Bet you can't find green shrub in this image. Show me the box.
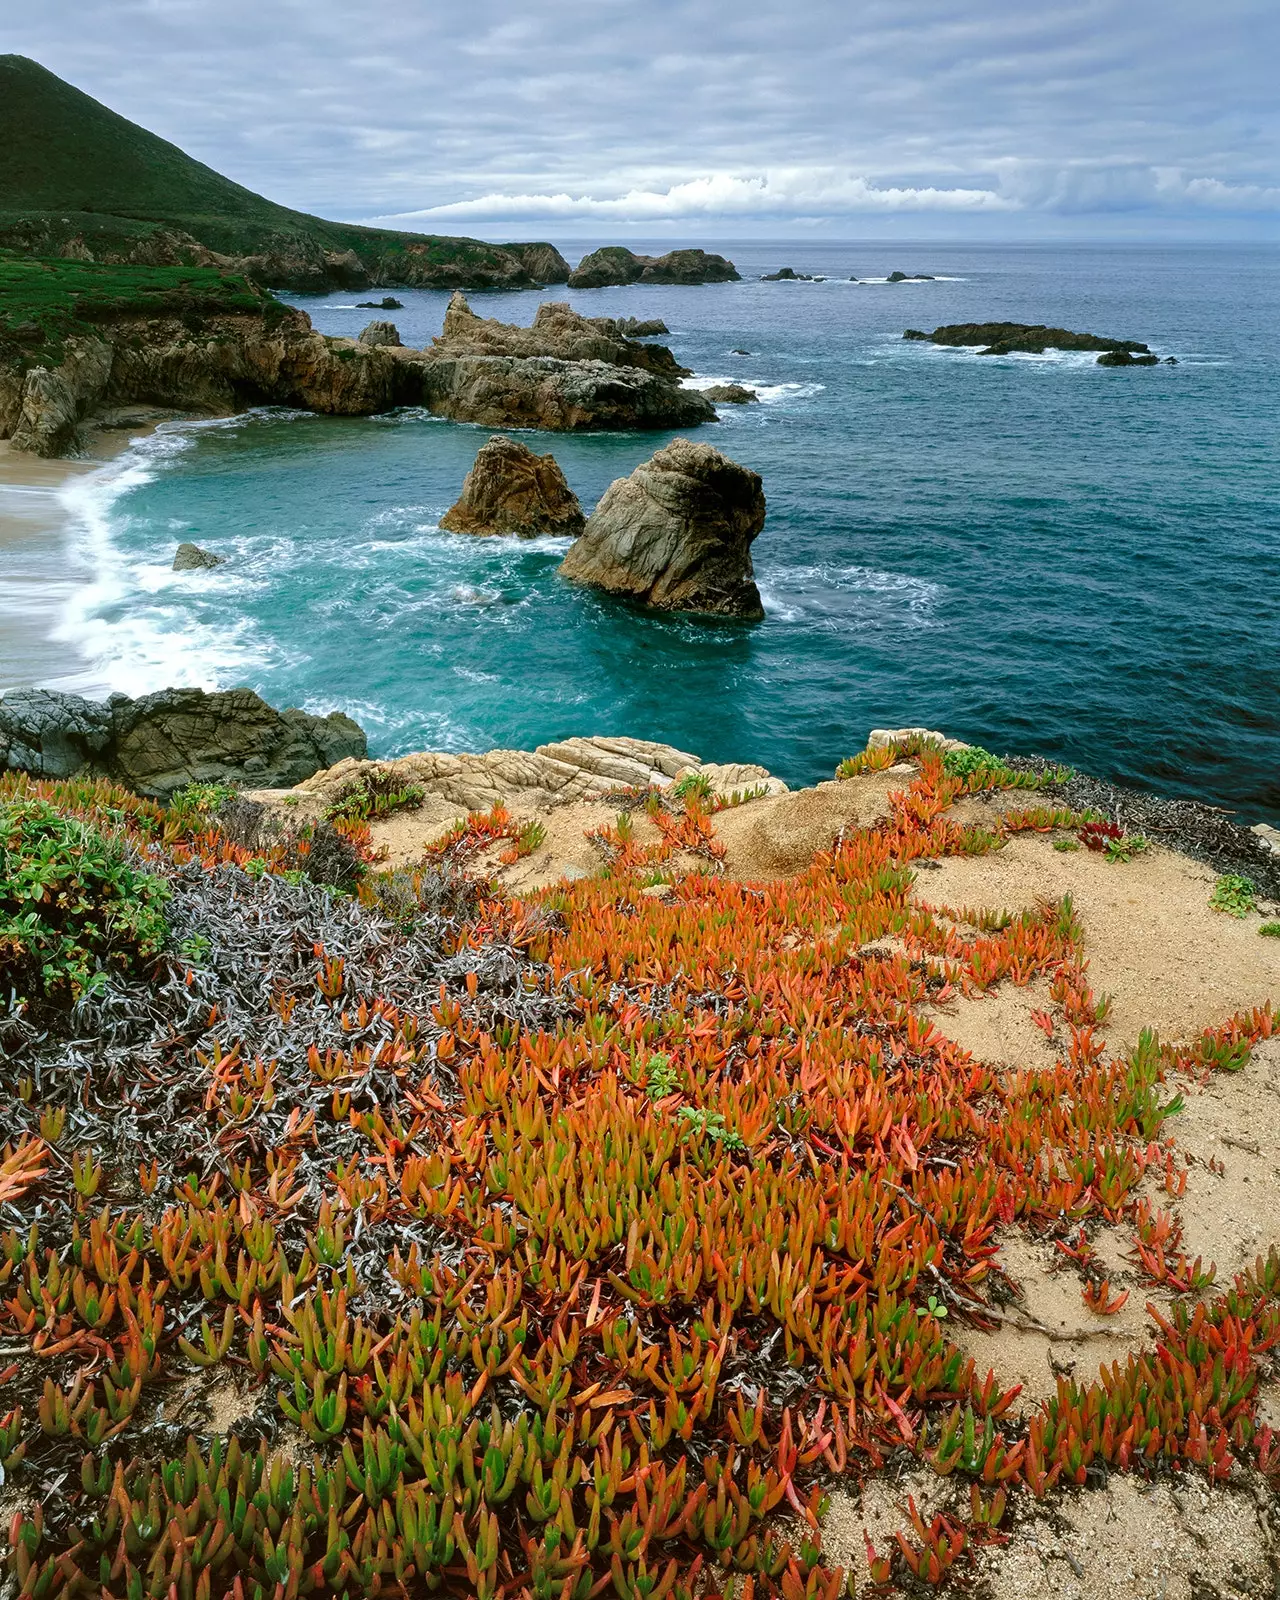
[1259,921,1280,939]
[1209,874,1257,918]
[0,798,169,1004]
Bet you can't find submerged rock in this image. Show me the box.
[357,320,402,347]
[559,438,765,619]
[703,384,759,404]
[886,271,935,282]
[1096,349,1160,367]
[439,435,585,538]
[567,246,739,289]
[0,686,365,798]
[172,542,224,571]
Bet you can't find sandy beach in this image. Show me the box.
[0,421,161,697]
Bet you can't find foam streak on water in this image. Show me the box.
[17,240,1280,818]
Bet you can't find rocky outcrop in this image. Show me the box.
[567,247,739,289]
[172,542,224,570]
[439,436,584,538]
[885,271,934,282]
[0,686,366,798]
[287,735,787,814]
[356,297,404,310]
[357,320,402,347]
[762,268,811,282]
[432,294,688,378]
[912,323,1156,361]
[1096,349,1160,367]
[2,294,716,457]
[703,384,758,404]
[611,317,669,338]
[558,439,766,619]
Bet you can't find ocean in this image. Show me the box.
[11,241,1280,817]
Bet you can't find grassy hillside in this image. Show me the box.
[0,56,568,291]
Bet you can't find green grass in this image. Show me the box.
[0,56,562,289]
[1259,921,1280,939]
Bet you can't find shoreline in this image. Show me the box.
[0,419,165,696]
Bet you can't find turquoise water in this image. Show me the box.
[33,242,1280,816]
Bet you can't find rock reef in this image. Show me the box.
[703,384,758,404]
[907,322,1160,363]
[567,247,739,288]
[439,436,584,538]
[0,685,365,797]
[559,438,766,619]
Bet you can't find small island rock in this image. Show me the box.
[886,271,935,282]
[356,297,404,310]
[703,384,759,404]
[173,542,224,571]
[440,436,585,538]
[559,438,765,619]
[762,267,811,282]
[567,247,739,289]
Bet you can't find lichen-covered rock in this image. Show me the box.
[0,685,366,797]
[173,542,224,570]
[559,439,766,619]
[440,435,584,538]
[357,320,402,347]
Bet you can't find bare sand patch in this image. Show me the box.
[819,1467,953,1592]
[977,1474,1275,1600]
[713,768,908,881]
[924,976,1061,1075]
[1166,1035,1280,1286]
[204,1374,260,1434]
[911,834,1279,1046]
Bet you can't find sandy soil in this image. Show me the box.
[911,833,1280,1047]
[923,975,1062,1077]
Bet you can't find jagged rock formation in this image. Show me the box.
[0,686,365,797]
[558,439,766,619]
[1,285,715,456]
[287,735,787,814]
[567,247,739,289]
[357,321,402,347]
[908,323,1158,362]
[762,268,811,282]
[172,542,224,570]
[439,436,584,538]
[703,384,758,404]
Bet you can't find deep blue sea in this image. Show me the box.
[22,241,1280,817]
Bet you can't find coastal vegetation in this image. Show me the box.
[1,737,1277,1597]
[0,55,569,293]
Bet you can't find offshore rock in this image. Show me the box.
[762,267,810,282]
[418,356,715,432]
[1096,349,1160,367]
[703,384,758,404]
[432,293,688,378]
[356,297,404,309]
[567,247,739,289]
[558,438,765,619]
[172,542,224,570]
[914,323,1154,359]
[357,320,402,347]
[439,435,585,538]
[0,685,365,797]
[886,271,935,282]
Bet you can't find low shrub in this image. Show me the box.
[0,797,169,1005]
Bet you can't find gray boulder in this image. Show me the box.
[173,542,224,571]
[558,438,765,619]
[0,685,366,798]
[703,384,759,404]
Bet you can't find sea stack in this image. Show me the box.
[439,436,585,538]
[558,438,765,619]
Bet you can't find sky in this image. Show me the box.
[6,0,1278,239]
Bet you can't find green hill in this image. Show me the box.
[0,56,569,292]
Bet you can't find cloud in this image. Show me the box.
[6,0,1278,235]
[374,171,1015,225]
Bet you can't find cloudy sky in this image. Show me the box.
[8,0,1277,238]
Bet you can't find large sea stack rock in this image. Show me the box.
[568,247,740,289]
[0,686,366,798]
[440,436,585,538]
[559,439,765,619]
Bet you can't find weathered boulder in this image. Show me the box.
[703,384,758,404]
[357,320,402,347]
[559,438,765,619]
[611,317,669,338]
[0,685,366,797]
[418,354,715,432]
[173,542,224,570]
[432,294,687,378]
[439,436,584,538]
[567,247,740,289]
